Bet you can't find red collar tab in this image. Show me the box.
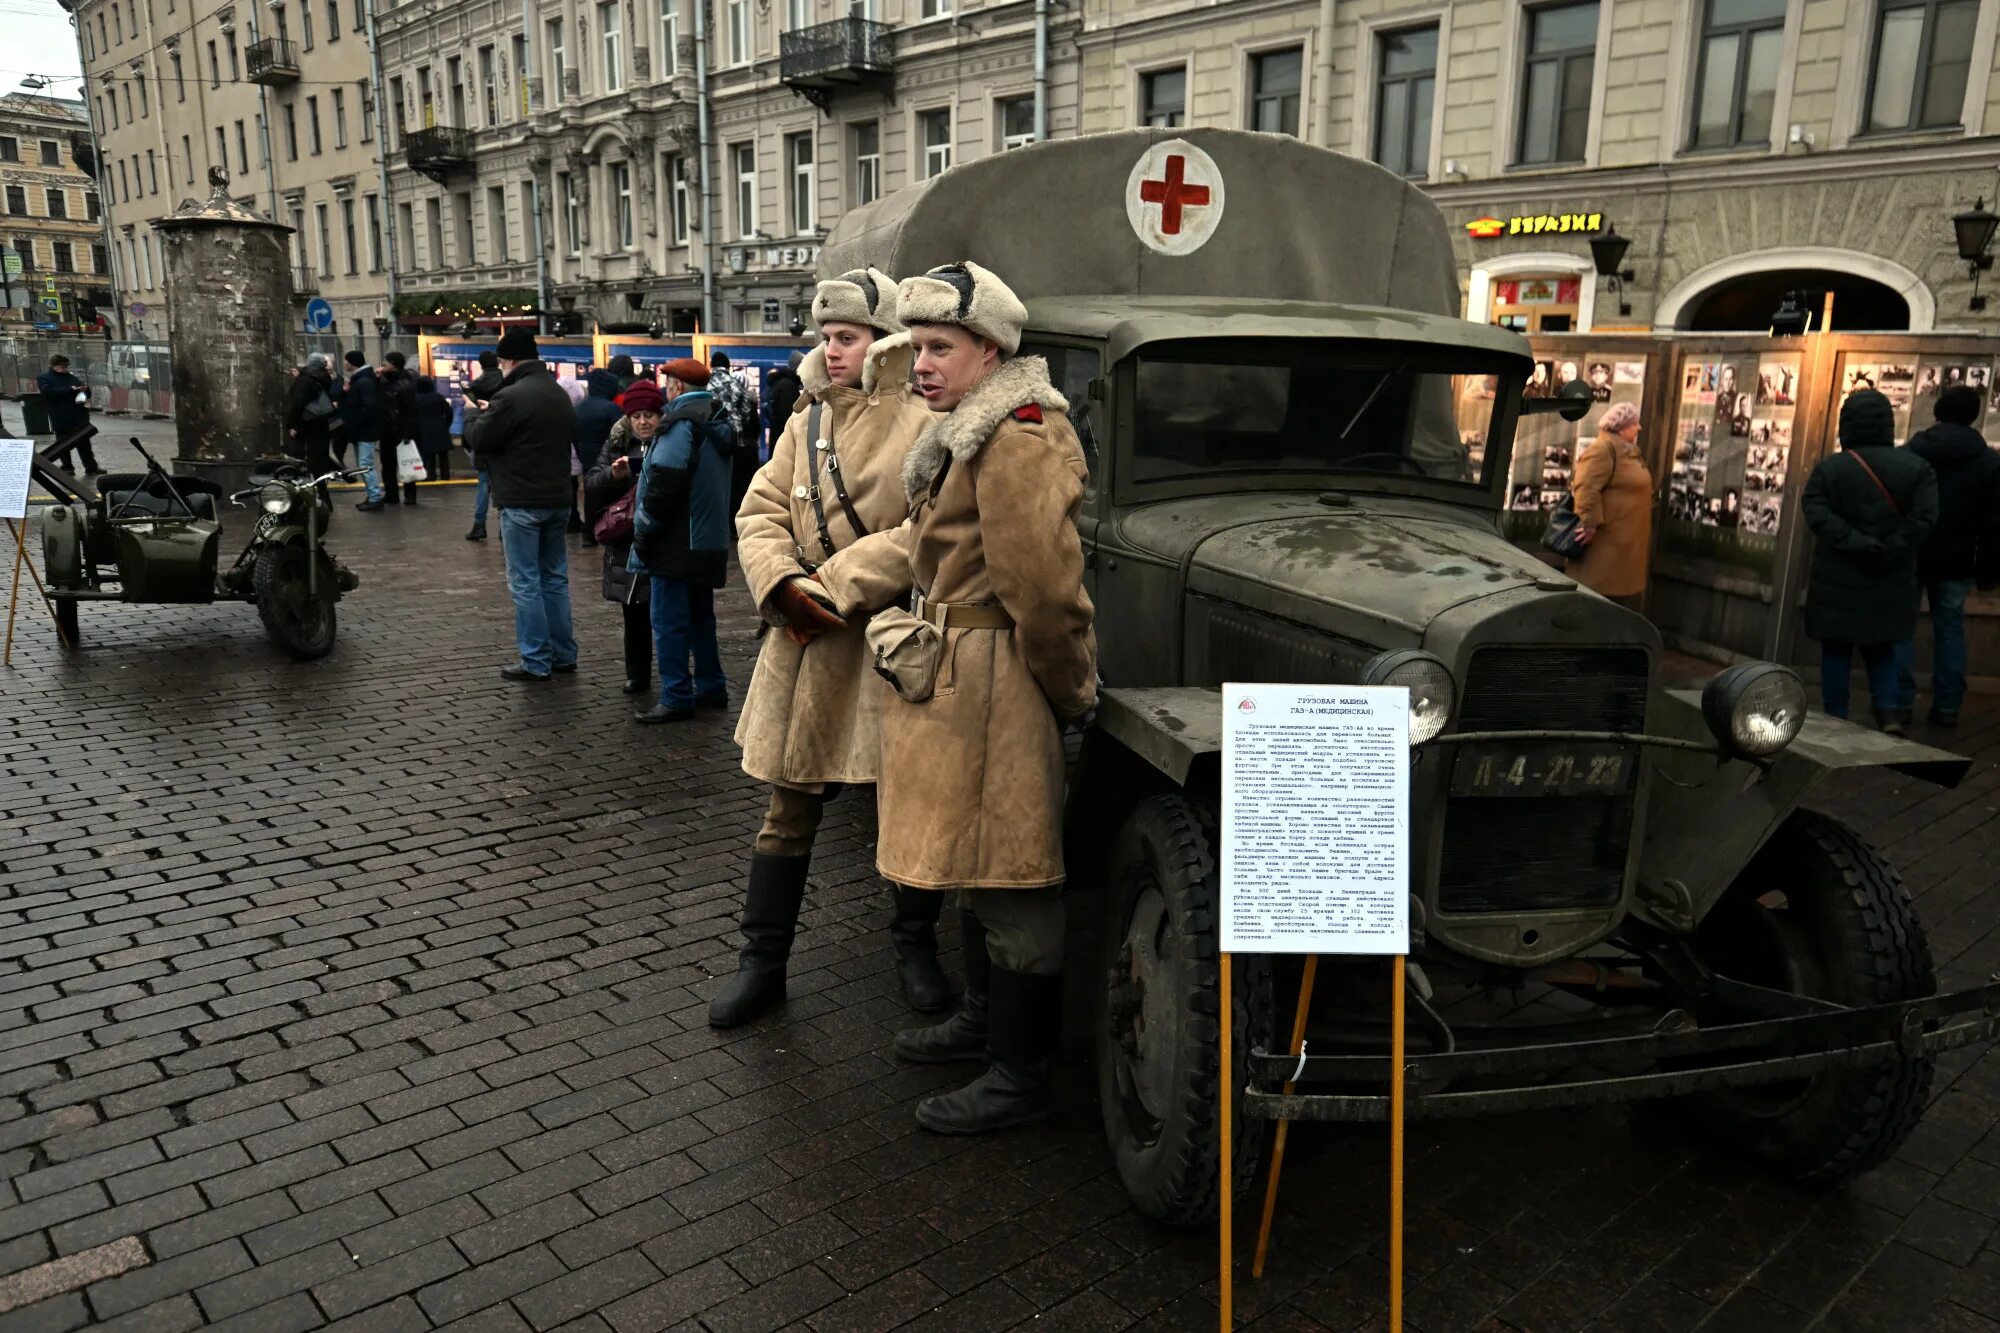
[1011,404,1043,424]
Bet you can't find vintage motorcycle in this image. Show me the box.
[36,435,363,659]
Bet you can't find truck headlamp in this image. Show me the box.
[1701,662,1806,759]
[1361,649,1456,745]
[258,483,292,515]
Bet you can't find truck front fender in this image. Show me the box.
[40,504,85,589]
[1095,686,1223,786]
[1634,689,1970,932]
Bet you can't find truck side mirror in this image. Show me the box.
[1520,380,1595,423]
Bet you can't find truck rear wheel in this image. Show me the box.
[1095,793,1272,1226]
[1691,809,1935,1184]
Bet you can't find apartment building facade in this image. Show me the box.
[67,0,394,344]
[0,95,114,333]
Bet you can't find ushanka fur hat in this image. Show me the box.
[895,262,1029,356]
[810,268,902,334]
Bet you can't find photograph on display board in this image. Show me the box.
[1662,352,1800,574]
[1614,361,1644,385]
[1586,361,1613,401]
[1756,360,1796,406]
[1682,364,1702,398]
[1525,361,1555,398]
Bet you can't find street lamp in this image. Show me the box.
[1768,290,1812,336]
[1951,198,1998,311]
[1588,222,1636,317]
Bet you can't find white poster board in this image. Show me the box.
[0,440,32,520]
[1220,683,1410,955]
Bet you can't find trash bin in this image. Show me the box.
[19,394,49,434]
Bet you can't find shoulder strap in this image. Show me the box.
[1848,450,1901,518]
[803,401,837,563]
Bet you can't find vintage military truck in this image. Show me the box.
[820,129,1997,1226]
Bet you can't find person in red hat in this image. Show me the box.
[582,380,666,695]
[628,358,736,721]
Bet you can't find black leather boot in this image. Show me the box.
[893,910,990,1064]
[403,481,420,505]
[890,887,951,1013]
[915,967,1061,1135]
[707,853,810,1028]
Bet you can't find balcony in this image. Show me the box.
[292,267,318,298]
[246,38,300,86]
[780,17,893,114]
[404,126,475,185]
[68,132,95,175]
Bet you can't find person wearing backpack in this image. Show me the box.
[1802,388,1939,732]
[582,387,657,697]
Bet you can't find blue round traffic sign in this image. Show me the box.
[305,297,333,332]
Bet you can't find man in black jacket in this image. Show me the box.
[466,330,579,681]
[342,351,387,510]
[1897,386,2000,725]
[37,355,101,475]
[377,350,419,506]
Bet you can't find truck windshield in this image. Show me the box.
[1131,345,1508,489]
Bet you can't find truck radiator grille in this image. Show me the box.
[1438,646,1651,915]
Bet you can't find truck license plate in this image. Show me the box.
[1450,744,1633,798]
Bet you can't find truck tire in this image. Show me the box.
[1692,809,1935,1185]
[1095,793,1272,1226]
[253,544,337,660]
[54,598,79,649]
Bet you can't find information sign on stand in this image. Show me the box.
[1218,683,1411,1332]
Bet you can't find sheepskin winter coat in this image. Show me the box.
[816,355,1098,890]
[1567,430,1654,599]
[734,334,932,790]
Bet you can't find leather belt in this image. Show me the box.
[917,598,1014,631]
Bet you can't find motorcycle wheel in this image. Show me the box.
[252,543,337,660]
[54,597,79,649]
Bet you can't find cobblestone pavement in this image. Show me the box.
[0,498,1996,1332]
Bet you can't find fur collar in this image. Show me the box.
[797,347,831,405]
[901,355,1069,497]
[798,331,913,412]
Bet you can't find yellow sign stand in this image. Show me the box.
[4,516,69,664]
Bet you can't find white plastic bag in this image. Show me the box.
[396,441,427,482]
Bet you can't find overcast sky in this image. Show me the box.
[3,0,86,97]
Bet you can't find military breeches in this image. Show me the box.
[756,784,828,858]
[958,887,1064,976]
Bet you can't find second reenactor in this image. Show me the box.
[709,269,947,1028]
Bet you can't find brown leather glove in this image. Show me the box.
[773,577,847,646]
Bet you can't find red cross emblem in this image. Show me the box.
[1137,154,1212,236]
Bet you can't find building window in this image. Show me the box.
[787,131,814,234]
[480,46,498,126]
[135,76,149,117]
[1374,26,1437,178]
[920,107,951,178]
[727,0,749,65]
[54,242,74,274]
[998,95,1035,149]
[365,193,383,270]
[667,154,689,242]
[1518,2,1599,164]
[316,203,332,275]
[361,83,375,142]
[661,6,679,75]
[0,137,14,164]
[600,2,623,91]
[519,181,534,262]
[547,20,566,100]
[181,135,193,184]
[733,141,756,238]
[487,186,508,260]
[3,186,23,214]
[92,244,107,274]
[208,39,220,87]
[45,188,67,218]
[172,50,185,100]
[512,35,529,114]
[785,0,809,29]
[852,121,879,205]
[256,113,268,166]
[308,96,323,154]
[283,106,299,161]
[328,0,339,41]
[389,76,404,145]
[122,84,134,124]
[560,171,580,254]
[228,30,240,81]
[922,0,949,15]
[333,89,348,147]
[418,66,435,126]
[147,150,158,194]
[213,127,226,177]
[87,192,101,221]
[448,57,465,125]
[341,197,358,273]
[1251,48,1303,135]
[301,0,315,49]
[116,159,127,202]
[1141,67,1185,128]
[275,5,290,44]
[612,163,633,247]
[1866,0,1979,133]
[1690,0,1785,148]
[454,191,474,263]
[399,201,416,268]
[235,120,250,174]
[11,238,32,272]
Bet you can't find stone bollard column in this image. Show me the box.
[151,168,295,495]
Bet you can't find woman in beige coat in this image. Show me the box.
[812,262,1097,1136]
[708,269,943,1029]
[1569,400,1655,605]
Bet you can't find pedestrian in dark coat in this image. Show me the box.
[284,354,340,480]
[1895,385,2000,724]
[377,350,419,505]
[582,390,657,696]
[342,352,389,510]
[1803,388,1939,730]
[38,355,101,474]
[413,376,453,484]
[761,355,803,456]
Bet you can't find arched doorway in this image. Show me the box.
[1466,252,1599,332]
[1655,248,1936,332]
[1684,269,1909,331]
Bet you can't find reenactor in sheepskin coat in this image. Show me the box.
[708,269,947,1029]
[813,262,1098,1136]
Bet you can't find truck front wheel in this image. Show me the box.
[1095,793,1272,1226]
[1691,809,1936,1184]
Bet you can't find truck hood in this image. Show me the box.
[1115,494,1575,639]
